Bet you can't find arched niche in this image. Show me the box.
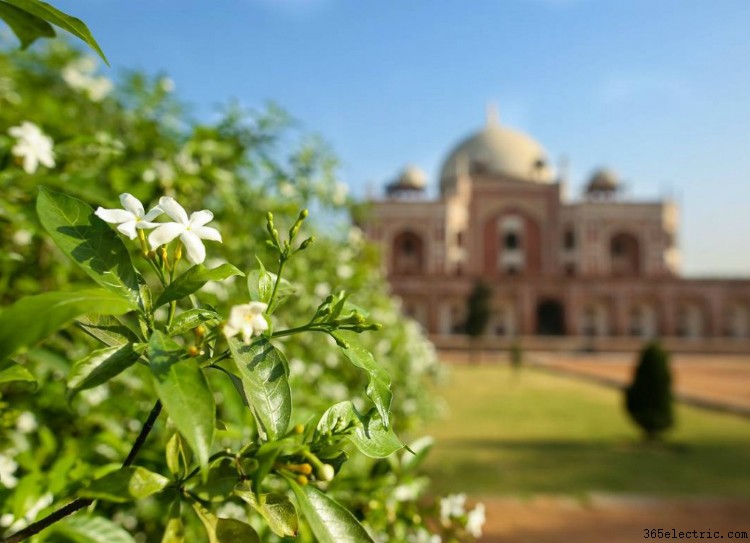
[392,231,425,275]
[483,210,542,275]
[610,232,641,276]
[536,298,566,336]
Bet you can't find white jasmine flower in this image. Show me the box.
[393,482,420,502]
[12,229,33,247]
[80,385,110,406]
[0,454,19,488]
[62,57,112,102]
[224,302,269,343]
[337,264,354,279]
[279,182,295,197]
[439,493,466,523]
[408,529,441,543]
[16,412,37,434]
[142,169,157,183]
[159,77,175,93]
[466,503,486,538]
[113,511,139,531]
[8,122,55,174]
[148,197,222,264]
[348,226,364,246]
[314,282,330,298]
[95,193,163,239]
[2,492,53,532]
[332,181,348,205]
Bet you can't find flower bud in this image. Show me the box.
[187,346,199,357]
[298,236,315,251]
[296,474,308,486]
[299,463,313,475]
[293,423,305,434]
[317,464,335,482]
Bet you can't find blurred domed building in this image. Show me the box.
[360,112,750,350]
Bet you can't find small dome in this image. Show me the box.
[386,165,427,195]
[586,168,620,193]
[395,165,427,189]
[439,120,554,195]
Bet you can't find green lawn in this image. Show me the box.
[422,365,750,497]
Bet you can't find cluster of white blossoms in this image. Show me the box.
[8,121,55,174]
[439,493,486,538]
[223,302,269,343]
[95,194,222,265]
[62,57,113,102]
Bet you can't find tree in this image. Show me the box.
[625,341,675,440]
[464,281,491,363]
[465,281,491,338]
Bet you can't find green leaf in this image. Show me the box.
[37,188,142,310]
[166,432,192,479]
[51,515,136,543]
[316,402,402,458]
[0,1,54,49]
[191,501,219,543]
[247,260,295,311]
[155,264,244,308]
[246,260,273,304]
[67,343,143,398]
[216,518,260,543]
[288,479,374,543]
[0,288,133,362]
[332,332,392,428]
[0,359,36,385]
[169,308,220,336]
[162,501,185,543]
[79,466,169,503]
[228,338,291,441]
[149,331,215,473]
[1,0,107,63]
[236,487,298,538]
[77,314,140,346]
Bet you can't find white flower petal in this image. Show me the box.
[250,315,268,335]
[158,197,189,225]
[192,225,222,243]
[148,222,185,249]
[135,220,160,230]
[180,230,206,264]
[116,220,138,239]
[95,207,134,224]
[22,154,38,174]
[119,193,144,217]
[143,206,163,221]
[189,210,214,228]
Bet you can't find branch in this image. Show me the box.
[1,401,163,543]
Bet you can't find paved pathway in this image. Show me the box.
[479,496,750,543]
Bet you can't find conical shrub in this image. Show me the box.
[625,341,674,440]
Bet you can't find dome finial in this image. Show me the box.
[486,102,500,126]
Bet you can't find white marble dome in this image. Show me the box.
[439,120,554,194]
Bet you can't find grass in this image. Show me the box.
[422,364,750,498]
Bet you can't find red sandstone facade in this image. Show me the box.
[361,117,750,351]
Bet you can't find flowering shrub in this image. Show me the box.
[0,39,484,543]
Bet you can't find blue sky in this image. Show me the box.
[51,0,750,275]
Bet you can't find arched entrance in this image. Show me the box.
[536,299,566,336]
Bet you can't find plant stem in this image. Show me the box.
[1,401,163,543]
[267,257,287,312]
